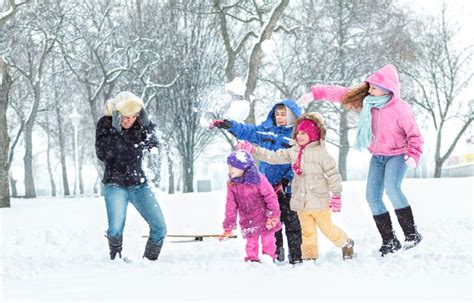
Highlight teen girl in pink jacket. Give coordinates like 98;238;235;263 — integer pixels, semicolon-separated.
298;64;423;257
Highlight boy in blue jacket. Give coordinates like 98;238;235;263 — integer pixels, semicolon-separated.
212;99;303;264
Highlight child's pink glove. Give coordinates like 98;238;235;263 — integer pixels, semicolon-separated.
329;195;341;212
404;155;416;169
296;92;314;106
219;230;233;241
235;141;253;154
265;217;279;230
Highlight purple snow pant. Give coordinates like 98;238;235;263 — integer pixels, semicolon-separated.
244;231;276;262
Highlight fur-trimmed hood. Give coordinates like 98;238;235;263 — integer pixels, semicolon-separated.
104;91;144;116
292;112;327;141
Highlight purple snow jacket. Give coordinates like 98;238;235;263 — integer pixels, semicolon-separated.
223;173;282;238
310;64;424;164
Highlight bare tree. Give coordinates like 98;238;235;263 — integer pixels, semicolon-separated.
213;0;289;125
5;4;66;198
151;1;225;193
401;6;474;177
0;57;12;207
1;0;31;205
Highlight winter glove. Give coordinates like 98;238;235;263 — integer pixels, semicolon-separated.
138;107;150;127
219;230;233;241
296;92;314;106
404;155;416;169
112;111;122;132
210;119;232;130
329;195;341;213
235;140;253;154
265;217;279;230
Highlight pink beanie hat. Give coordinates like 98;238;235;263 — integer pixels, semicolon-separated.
296;119;320;143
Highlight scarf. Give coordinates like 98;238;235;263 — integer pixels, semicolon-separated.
292;143;313;176
354;95;391;150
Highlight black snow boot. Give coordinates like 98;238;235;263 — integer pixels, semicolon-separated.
373;212;402;257
106;234;123;260
276;246;285;262
143;239;163;261
395;206;423;250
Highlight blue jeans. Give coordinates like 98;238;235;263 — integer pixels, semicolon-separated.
366;155;410;216
104;183;167;244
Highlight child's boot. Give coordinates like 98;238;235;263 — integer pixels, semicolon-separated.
395;206;423;250
341;238;354;260
276;246;285;262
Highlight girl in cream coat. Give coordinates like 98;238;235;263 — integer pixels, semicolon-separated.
245;112;354;261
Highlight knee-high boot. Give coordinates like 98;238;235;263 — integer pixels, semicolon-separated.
373;212;402;256
143;239;163;261
106;234;123;260
395;206;423;250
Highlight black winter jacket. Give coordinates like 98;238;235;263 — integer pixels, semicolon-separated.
95;116;159;186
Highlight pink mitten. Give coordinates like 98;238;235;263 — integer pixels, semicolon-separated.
329;195;341;212
219;230;233;241
235;141;253;154
404;155;416;169
265;217;279;230
296;92;314;106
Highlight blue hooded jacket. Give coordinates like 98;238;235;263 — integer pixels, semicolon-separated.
228;99;301;188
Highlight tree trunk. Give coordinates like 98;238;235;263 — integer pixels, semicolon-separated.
45;119;57;197
55;105;70;196
338;110;350;181
0;57;11;207
167;149;174;194
23;119;36;198
23;84;43;198
433;129;443;178
8;170;17;197
434;159;442;178
244;0;290;125
182;152;194;193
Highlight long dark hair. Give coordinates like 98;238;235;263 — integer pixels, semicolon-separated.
341;83;369;110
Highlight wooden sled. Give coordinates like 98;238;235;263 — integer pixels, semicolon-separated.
142;234;237;242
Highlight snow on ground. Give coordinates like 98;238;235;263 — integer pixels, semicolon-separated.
1;177;473;302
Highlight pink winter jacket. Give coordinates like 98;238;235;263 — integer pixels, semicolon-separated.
310;64;423;163
223;173;282;238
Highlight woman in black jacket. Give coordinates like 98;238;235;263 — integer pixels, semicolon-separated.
96;91;166;261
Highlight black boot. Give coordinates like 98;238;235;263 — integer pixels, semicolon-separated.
395;206;423;250
143;239;163;261
106;234;123;260
276;246;285;262
373;212;402;257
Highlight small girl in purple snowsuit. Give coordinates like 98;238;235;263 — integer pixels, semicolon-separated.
221;150;282;262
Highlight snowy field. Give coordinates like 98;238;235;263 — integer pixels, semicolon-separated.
1;177;473;303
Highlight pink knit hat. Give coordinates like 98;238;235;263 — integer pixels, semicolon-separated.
296;119;320;143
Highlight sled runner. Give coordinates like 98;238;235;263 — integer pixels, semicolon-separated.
142;234;237;241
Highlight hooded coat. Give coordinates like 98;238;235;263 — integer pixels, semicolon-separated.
252;112;342;211
223;172;282;238
227;99;302;186
310;64;423;163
